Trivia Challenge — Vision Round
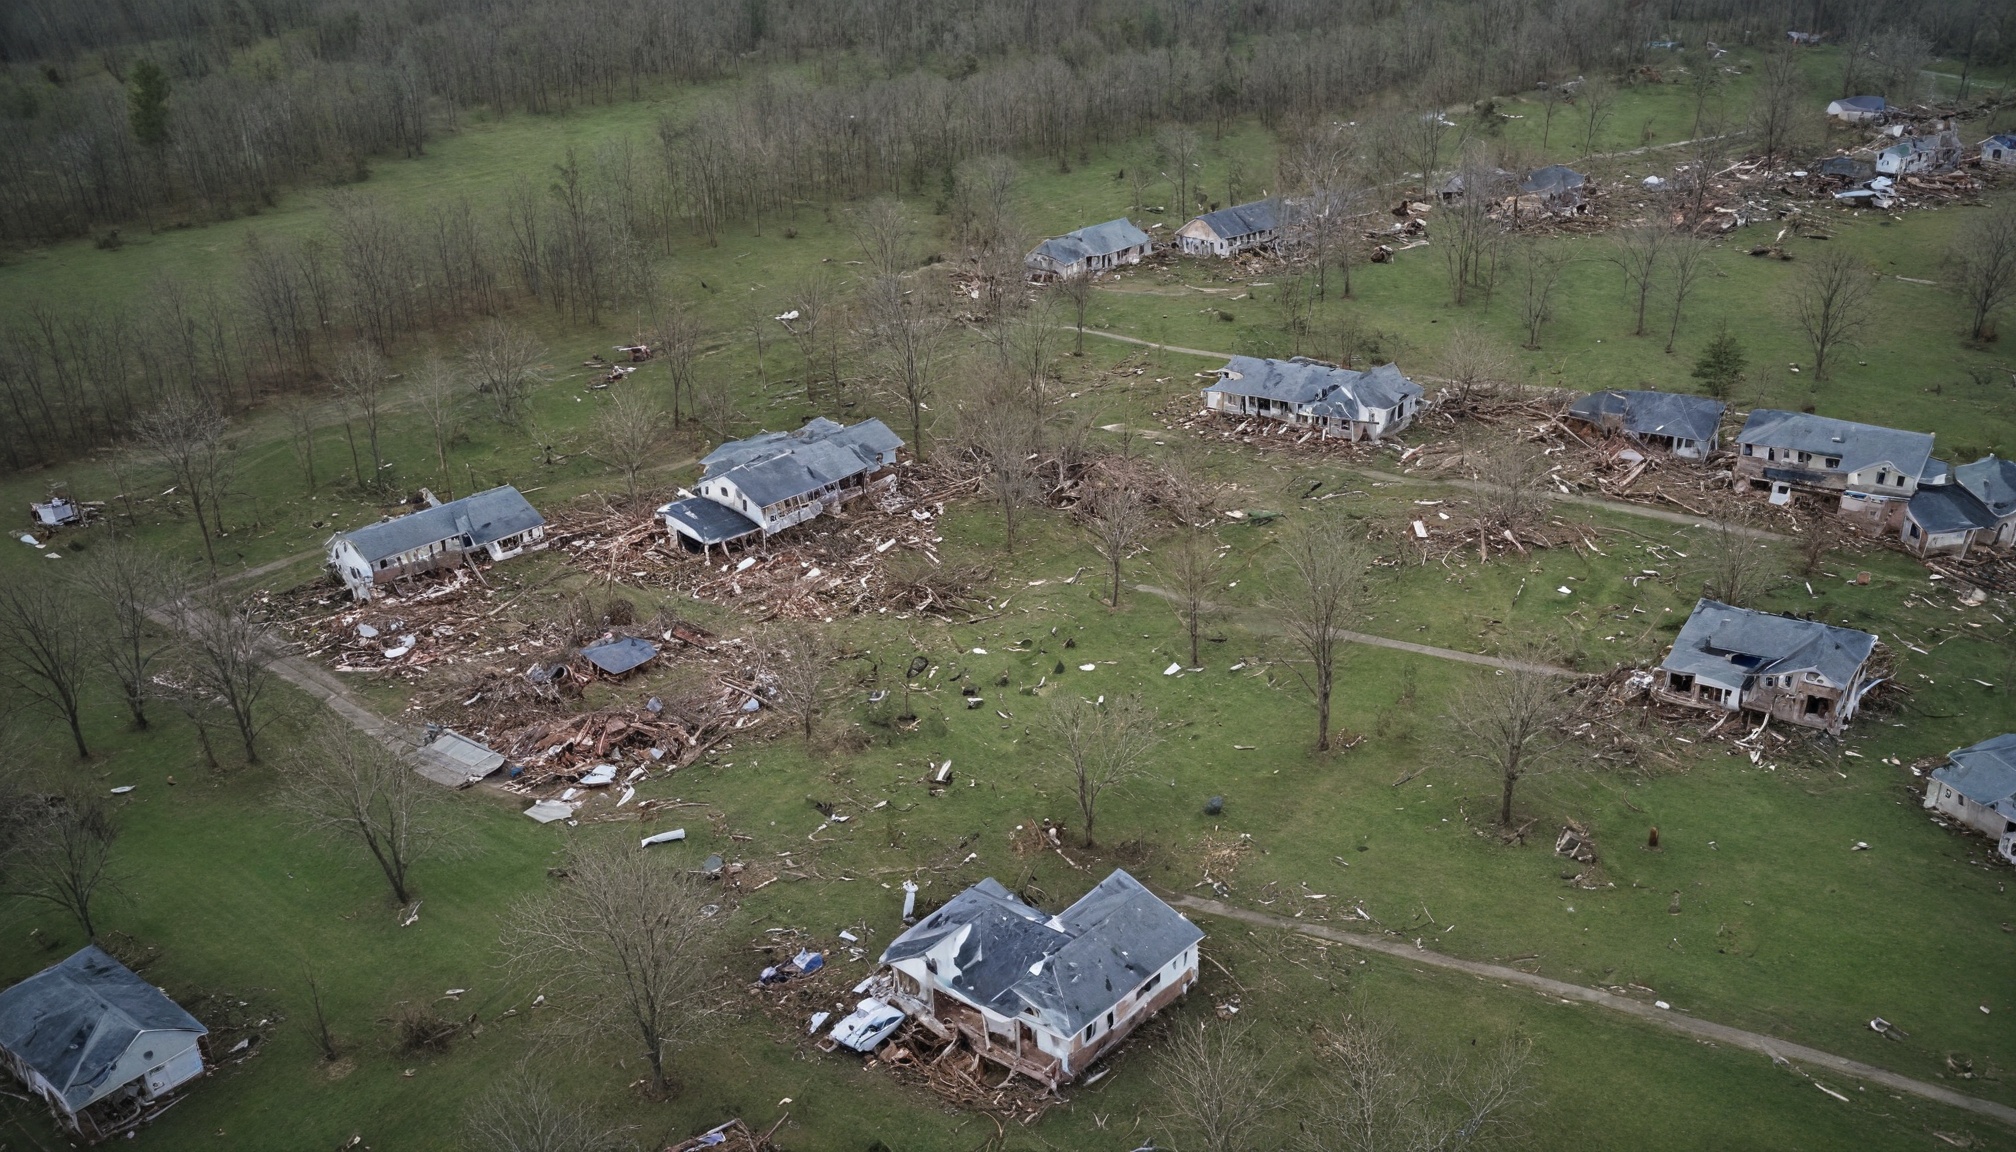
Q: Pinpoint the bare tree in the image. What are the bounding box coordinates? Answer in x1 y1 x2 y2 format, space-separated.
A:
1537 83 1567 152
1054 272 1096 355
1041 694 1161 847
1512 240 1567 351
75 541 186 731
1952 201 2016 343
1751 48 1807 166
1441 153 1508 307
591 388 666 499
1269 518 1373 753
283 397 321 495
413 356 464 497
1302 1011 1534 1152
176 589 276 764
1577 78 1616 156
655 301 706 423
1789 248 1874 379
1158 529 1223 669
502 840 723 1093
692 375 743 446
133 392 235 570
301 963 342 1063
780 274 837 403
1155 1022 1283 1152
1084 484 1149 610
1156 124 1203 215
465 319 545 427
8 789 119 940
284 724 447 906
1473 437 1551 539
764 623 833 744
850 197 913 280
1610 222 1667 338
1694 518 1779 607
333 341 389 483
1663 234 1712 354
1437 327 1515 410
0 577 94 758
1445 652 1573 827
861 272 947 457
967 376 1043 553
463 1066 621 1152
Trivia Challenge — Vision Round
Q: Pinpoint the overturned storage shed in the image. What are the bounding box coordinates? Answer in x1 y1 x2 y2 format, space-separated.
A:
0 947 207 1143
1924 734 2016 863
879 870 1201 1089
1201 356 1423 442
1652 599 1879 734
1566 390 1725 459
326 486 547 602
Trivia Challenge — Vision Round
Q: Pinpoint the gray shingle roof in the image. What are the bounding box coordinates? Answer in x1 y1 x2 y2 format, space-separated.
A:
700 418 902 508
414 730 506 786
581 636 658 675
1187 200 1278 240
1956 455 2016 518
333 487 544 564
1568 390 1725 444
1835 95 1887 111
880 870 1201 1037
1031 219 1152 266
0 947 206 1113
1521 165 1586 196
1933 733 2016 807
1660 599 1878 689
1906 484 1996 534
658 496 760 544
1205 357 1422 421
1735 410 1935 478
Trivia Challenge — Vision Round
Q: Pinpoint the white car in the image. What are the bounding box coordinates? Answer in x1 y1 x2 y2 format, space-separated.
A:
826 997 904 1052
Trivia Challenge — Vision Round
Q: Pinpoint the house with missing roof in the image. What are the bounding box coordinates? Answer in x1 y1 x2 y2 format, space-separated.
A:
326 486 546 602
1519 165 1587 213
1566 390 1726 459
1733 410 1937 532
0 946 208 1141
1876 130 1963 176
1174 201 1280 257
1651 599 1880 734
656 418 903 553
1200 356 1424 442
1924 734 2016 863
1827 95 1887 122
878 870 1202 1089
1953 455 2016 548
1024 219 1153 281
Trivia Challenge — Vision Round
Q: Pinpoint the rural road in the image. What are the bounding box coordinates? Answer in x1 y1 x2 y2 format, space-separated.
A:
1171 895 2016 1131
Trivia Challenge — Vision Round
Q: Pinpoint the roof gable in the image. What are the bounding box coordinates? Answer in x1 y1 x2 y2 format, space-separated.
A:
0 947 206 1112
1934 733 2016 806
1906 484 1996 534
1205 357 1422 419
1031 219 1151 265
1567 390 1725 443
333 487 544 563
1187 200 1279 240
1735 410 1934 478
1955 455 2016 517
699 418 903 506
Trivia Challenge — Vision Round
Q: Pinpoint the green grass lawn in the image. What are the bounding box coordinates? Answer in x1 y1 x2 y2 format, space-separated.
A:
0 50 2013 1152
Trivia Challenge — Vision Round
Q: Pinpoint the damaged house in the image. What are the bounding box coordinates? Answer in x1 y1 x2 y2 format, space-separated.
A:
1652 599 1880 734
1519 165 1587 213
1200 356 1424 442
1024 219 1153 281
1826 95 1887 122
1953 455 2016 547
1876 130 1963 176
0 947 208 1142
1982 135 2016 170
878 870 1202 1090
1901 481 1997 558
1566 390 1726 459
657 418 903 553
1923 733 2016 864
1733 410 1936 532
1174 200 1280 256
326 486 547 602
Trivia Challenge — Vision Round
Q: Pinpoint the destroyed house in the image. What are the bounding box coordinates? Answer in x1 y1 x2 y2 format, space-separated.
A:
1983 135 2016 170
1827 95 1886 122
1025 219 1153 281
1923 734 2016 863
1652 599 1879 734
1566 390 1725 459
1201 356 1424 442
1734 410 1935 531
1954 455 2016 547
879 870 1201 1089
1175 201 1280 256
658 418 902 552
0 947 207 1142
1520 164 1586 209
1876 131 1962 176
326 486 546 602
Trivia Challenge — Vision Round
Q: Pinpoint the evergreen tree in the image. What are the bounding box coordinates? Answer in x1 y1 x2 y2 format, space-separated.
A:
128 60 170 146
1691 325 1746 399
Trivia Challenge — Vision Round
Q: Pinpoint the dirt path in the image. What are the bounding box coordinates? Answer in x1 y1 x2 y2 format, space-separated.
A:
1171 895 2016 1131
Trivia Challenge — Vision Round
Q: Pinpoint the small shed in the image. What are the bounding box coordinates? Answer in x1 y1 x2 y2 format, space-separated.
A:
581 636 658 677
1827 95 1886 123
1924 733 2016 863
1981 135 2016 170
413 729 508 787
0 947 207 1142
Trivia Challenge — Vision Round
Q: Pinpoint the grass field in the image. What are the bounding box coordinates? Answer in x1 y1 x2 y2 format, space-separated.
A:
0 42 2013 1152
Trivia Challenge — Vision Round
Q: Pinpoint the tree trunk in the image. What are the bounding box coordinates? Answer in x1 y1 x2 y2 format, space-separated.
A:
1315 679 1332 752
66 711 89 759
1500 766 1517 825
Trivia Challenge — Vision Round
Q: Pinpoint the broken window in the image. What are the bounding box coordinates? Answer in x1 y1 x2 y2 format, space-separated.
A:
1667 672 1694 692
1804 696 1831 716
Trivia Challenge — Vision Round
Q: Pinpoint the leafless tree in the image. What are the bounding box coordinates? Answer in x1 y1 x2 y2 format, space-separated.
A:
1511 240 1567 351
1157 529 1224 672
1155 1022 1283 1152
764 624 834 744
300 963 342 1063
1391 111 1456 200
1437 327 1515 410
1789 248 1874 379
655 300 707 424
967 377 1043 553
1473 437 1551 538
1610 222 1667 338
0 577 94 758
75 542 188 732
1054 272 1097 355
1441 154 1508 307
1268 518 1373 753
1663 234 1712 354
1041 694 1161 847
1277 270 1315 352
333 341 389 483
1796 518 1841 578
1301 1010 1534 1152
176 587 276 763
1445 651 1573 827
413 356 464 497
851 197 913 280
284 724 448 906
1084 484 1149 610
1156 124 1203 216
502 840 724 1093
1537 83 1568 152
283 397 321 495
1952 201 2016 343
463 1066 621 1152
1694 518 1779 607
692 375 743 446
1868 28 1930 103
465 319 546 427
1577 78 1616 156
8 789 119 940
1751 48 1807 166
1676 125 1732 228
591 388 666 499
781 274 838 403
133 392 235 570
861 272 948 457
